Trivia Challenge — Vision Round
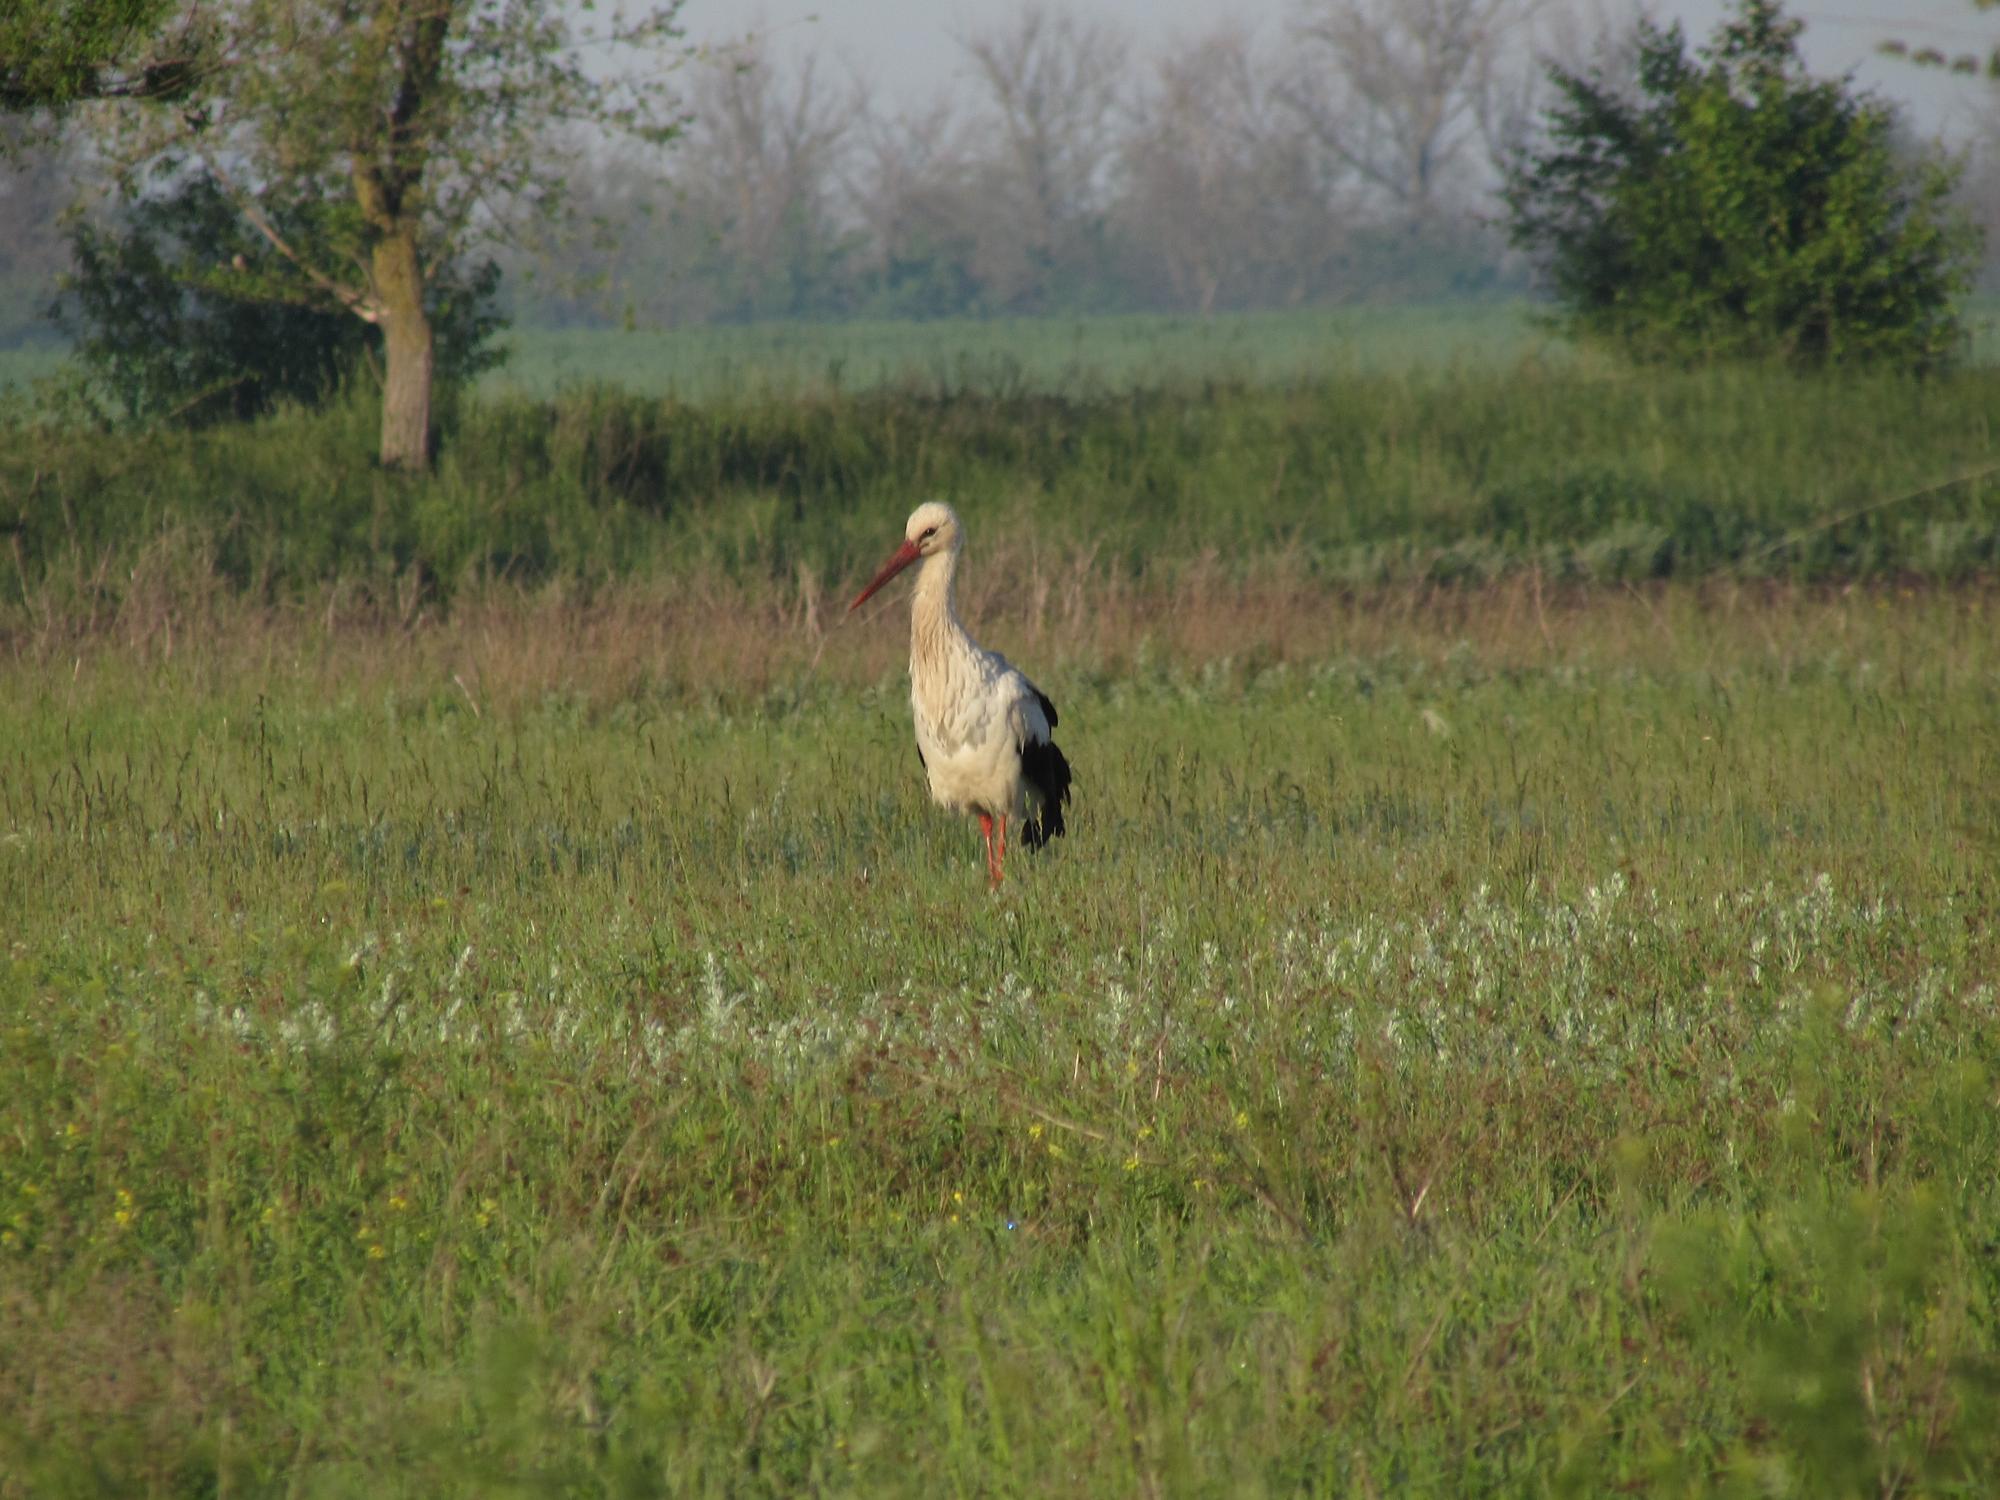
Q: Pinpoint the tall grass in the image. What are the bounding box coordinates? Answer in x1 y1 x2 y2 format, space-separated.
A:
4 360 1999 640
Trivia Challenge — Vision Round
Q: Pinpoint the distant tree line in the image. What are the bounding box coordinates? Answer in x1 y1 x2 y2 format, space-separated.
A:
0 0 1985 462
514 0 1593 327
0 0 1617 475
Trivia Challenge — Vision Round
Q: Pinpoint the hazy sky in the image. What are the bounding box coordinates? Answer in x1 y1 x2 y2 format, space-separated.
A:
675 0 1992 138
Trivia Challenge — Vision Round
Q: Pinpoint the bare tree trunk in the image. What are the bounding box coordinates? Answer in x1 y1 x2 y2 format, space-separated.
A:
371 225 433 471
337 0 449 470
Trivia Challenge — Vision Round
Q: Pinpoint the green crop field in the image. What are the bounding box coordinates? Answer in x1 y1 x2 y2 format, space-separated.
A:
3 313 2000 1494
0 304 1551 405
10 297 2000 403
476 303 1556 400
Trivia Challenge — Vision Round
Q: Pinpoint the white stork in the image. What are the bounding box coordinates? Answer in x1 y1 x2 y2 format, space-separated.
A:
850 502 1073 886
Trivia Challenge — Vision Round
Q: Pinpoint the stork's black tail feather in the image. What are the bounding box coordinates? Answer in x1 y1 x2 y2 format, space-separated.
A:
1021 738 1072 849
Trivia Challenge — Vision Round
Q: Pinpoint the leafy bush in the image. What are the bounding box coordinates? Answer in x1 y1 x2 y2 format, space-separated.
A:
55 174 505 426
1502 0 1980 370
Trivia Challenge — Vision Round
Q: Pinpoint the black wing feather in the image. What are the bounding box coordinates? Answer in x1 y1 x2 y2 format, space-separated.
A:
1020 737 1072 849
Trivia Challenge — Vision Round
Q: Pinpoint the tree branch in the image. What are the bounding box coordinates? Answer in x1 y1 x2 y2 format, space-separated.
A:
202 155 384 322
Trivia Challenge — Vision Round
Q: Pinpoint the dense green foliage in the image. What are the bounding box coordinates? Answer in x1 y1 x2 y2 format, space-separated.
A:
0 0 200 113
1504 0 1979 369
57 175 506 425
3 592 1998 1493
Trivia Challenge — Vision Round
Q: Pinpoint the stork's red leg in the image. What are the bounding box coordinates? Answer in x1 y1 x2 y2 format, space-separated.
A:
979 812 997 884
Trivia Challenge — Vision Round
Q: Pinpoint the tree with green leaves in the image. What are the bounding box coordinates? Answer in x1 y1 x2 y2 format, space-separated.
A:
58 173 503 425
1503 0 1980 370
76 0 685 468
0 0 209 114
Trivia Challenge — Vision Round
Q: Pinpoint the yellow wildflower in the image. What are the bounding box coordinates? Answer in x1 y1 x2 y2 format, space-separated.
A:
367 1244 387 1261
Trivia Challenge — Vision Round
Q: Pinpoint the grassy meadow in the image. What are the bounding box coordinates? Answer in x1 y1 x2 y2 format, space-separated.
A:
9 296 2000 400
0 304 1548 405
476 303 1555 400
4 311 2000 1494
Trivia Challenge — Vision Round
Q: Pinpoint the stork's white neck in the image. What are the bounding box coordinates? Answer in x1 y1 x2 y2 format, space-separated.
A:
910 545 971 678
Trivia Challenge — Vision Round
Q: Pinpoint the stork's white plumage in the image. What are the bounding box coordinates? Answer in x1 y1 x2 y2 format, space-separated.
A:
850 502 1072 885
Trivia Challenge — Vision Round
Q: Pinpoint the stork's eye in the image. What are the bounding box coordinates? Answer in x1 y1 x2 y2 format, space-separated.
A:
919 525 937 540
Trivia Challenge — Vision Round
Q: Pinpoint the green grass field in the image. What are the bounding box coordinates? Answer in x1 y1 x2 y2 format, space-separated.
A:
476 303 1556 400
4 583 1998 1495
0 341 69 394
4 308 2000 1493
8 297 2000 402
0 304 1550 404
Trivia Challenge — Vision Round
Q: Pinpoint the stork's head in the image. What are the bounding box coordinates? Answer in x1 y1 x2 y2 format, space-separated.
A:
850 502 961 611
904 500 961 557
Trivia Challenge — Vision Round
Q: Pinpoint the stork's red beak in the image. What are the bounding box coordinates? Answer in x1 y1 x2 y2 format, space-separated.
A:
850 538 922 611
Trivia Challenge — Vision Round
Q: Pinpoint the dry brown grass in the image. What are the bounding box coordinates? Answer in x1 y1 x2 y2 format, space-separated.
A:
5 539 1994 713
